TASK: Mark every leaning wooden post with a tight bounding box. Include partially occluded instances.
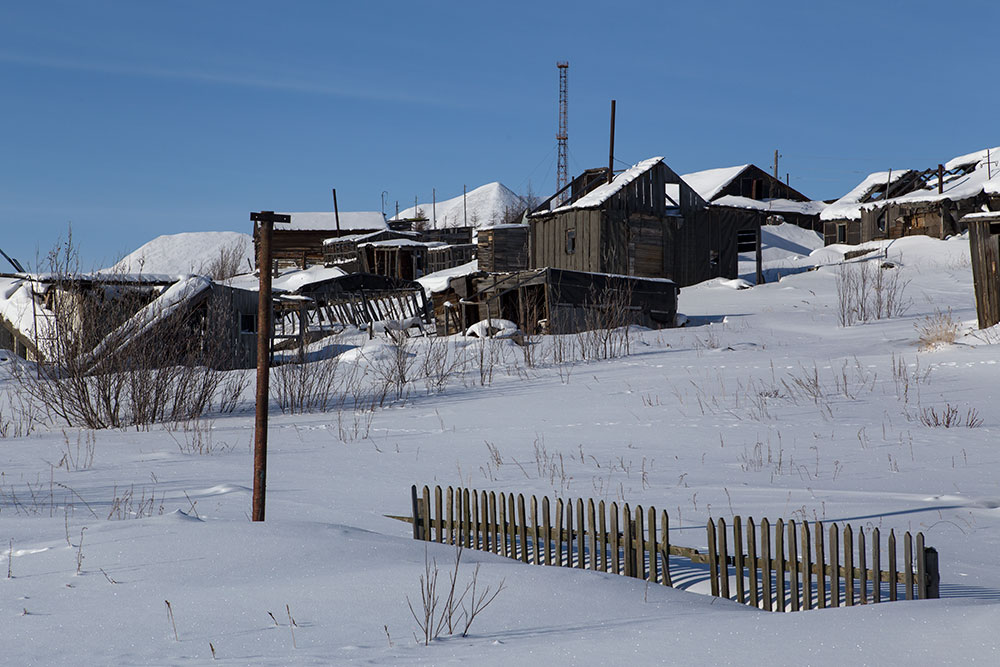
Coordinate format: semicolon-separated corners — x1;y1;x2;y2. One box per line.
707;518;720;597
250;210;290;521
923;544;940;599
410;485;421;540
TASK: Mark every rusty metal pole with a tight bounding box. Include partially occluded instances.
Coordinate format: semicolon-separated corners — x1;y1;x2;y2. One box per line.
608;99;616;184
250;210;290;522
332;188;341;235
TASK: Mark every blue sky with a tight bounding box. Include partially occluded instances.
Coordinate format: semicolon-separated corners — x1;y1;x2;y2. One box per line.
2;1;997;269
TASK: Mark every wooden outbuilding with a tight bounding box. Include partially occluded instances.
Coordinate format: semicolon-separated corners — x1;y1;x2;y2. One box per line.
477;224;530;272
254;211;388;270
965;212;1000;329
529;158;761;287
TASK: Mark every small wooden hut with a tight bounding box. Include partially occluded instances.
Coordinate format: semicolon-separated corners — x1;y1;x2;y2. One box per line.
965;212;1000;329
478;224;529;272
254;211;388;270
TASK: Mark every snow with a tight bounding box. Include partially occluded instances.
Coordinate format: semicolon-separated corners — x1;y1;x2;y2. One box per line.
714;195;828;216
416;259;479;295
820;170;913;221
358;239;445;249
223;265;348;294
391;182;525;229
681;164;750;201
108;231;254;276
281;211;387;232
2;224;1000;664
540;157;665;213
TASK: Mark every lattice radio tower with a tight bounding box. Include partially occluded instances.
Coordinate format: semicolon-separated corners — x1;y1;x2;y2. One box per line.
556;61;569;193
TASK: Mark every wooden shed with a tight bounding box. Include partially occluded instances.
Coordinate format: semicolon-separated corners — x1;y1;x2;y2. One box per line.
322;230;419;271
529;158;761;287
965;212;1000;329
254;211;388;270
477;224;529;272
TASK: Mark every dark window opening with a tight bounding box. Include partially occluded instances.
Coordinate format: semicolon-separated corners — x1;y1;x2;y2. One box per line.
566;229;576;254
240;312;256;334
837;224;847;243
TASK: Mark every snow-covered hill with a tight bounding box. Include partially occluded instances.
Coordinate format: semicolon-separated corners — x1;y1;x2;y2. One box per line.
107;231;254;276
391;182;526;228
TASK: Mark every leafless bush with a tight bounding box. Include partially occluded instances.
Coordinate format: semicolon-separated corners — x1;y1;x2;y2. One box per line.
167;418;234;455
576;282;634;361
272;356;342;414
919;403;983;428
369;330;417;400
11;234;247;429
419;336;468;394
198;238;249;281
836;259;911;326
916;308;960;349
57;429;96;470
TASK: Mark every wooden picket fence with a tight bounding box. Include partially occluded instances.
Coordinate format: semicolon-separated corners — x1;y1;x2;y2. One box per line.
397;485;940;611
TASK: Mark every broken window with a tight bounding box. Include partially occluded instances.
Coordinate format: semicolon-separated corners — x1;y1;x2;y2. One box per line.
566;229;576;254
240;312;256;334
837;224;847;243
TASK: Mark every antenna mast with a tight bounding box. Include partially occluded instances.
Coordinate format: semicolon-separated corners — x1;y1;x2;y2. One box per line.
556;61;569;194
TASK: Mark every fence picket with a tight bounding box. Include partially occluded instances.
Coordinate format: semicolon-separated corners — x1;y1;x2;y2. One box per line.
422;486;432;542
788;520;799;612
434;486;443;543
761;518;772;611
815;522;826;609
801;521;812;611
599;501;608;573
622;504;633;578
904;532;914;600
446;486;455;545
859;528;868;604
556;499;566;566
916;533;926;600
829;523;840;608
542;496;552;565
844;525;854;606
517;494;527;563
775;519;785;612
578;499;586;569
718;517;730;600
470;489;479;549
635;507;645;580
661;510;672;586
481;490;489;552
889;530;897;601
747;518;759;608
463;488;472;549
708;518;719;597
872;527;881;604
648;506;658;584
733;516;745;603
410;485;421;540
588;499;597;571
530;495;540;565
498;492;508;557
610;502;620;575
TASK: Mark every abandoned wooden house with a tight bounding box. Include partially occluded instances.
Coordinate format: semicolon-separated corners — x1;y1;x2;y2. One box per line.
0;272;259;370
356;238;477;282
477;224;530;272
821;148;1000;245
965;212;1000;330
682;164;827;232
528;157;762;287
421;226;475;246
254;211;388;270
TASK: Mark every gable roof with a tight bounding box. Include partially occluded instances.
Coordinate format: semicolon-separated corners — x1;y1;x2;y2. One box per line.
681;165;750;202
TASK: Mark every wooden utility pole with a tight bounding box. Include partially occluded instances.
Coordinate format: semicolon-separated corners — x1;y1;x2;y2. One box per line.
937;164;944;194
332;189;341;234
463;185;467;226
773;149;779;179
608;99;616;184
432;188;436;228
250;210;291;522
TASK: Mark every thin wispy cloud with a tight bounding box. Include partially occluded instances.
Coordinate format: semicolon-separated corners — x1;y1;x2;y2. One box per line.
0;52;465;108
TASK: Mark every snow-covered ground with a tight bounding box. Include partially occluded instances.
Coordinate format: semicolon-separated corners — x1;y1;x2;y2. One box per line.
2;224;999;664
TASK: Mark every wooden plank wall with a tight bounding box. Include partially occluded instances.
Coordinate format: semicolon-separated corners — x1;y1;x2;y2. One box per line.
405;485;940;612
968;219;1000;329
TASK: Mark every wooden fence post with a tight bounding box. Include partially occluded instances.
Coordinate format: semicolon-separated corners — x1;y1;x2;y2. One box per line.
889;530;897;601
588;499;598;571
872;527;881;604
648;506;658;584
422;486;432;542
661;510;672;586
447;486;455;545
480;490;489;552
904;532;914;600
761;518;772;611
434;486;443;543
610;503;620;575
815;521;826;609
775;519;785;612
844;525;854;606
600;501;609;573
578;499;587;570
923;546;940;599
801;521;812;611
708;518;719;597
634;507;645;580
410;485;421;540
747;517;759;608
554;499;564;567
542;496;552;565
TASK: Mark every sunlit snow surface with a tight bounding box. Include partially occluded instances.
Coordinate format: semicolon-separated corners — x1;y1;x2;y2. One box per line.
2;224;999;664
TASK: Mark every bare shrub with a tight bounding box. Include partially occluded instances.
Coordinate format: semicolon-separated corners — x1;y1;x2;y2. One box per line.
419;336;468;394
272;356;341;414
198;238;249;281
916;308;960;349
576;282;634;361
919;404;983;428
836;259;911;326
369;330;417;400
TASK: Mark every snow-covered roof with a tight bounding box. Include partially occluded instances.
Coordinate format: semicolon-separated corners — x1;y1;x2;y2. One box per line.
279;212;388;232
415;260;479;296
358;239;445;249
820;170;913;221
822;147;1000;221
537;157;665;215
322;230;418;246
714;195;828;216
681;165;749;202
223;265;348;293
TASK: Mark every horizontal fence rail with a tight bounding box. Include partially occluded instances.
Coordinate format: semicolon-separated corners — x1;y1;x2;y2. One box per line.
394;485;939;612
